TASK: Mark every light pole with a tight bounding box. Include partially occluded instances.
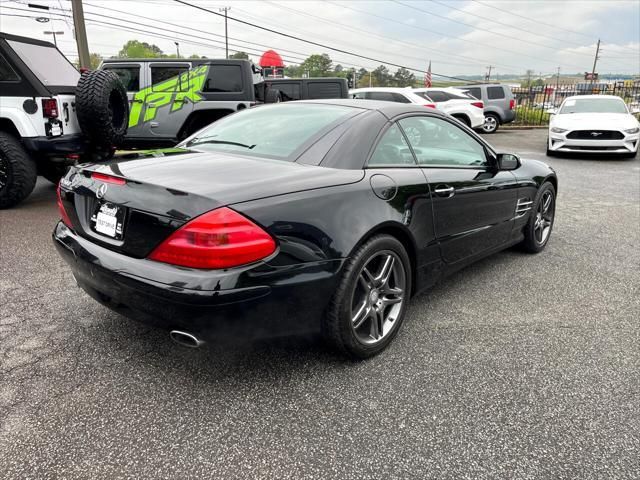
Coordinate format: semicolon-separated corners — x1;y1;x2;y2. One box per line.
175;41;180;58
43;30;64;47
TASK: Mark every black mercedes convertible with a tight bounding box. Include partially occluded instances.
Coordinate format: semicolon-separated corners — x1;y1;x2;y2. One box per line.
54;100;557;358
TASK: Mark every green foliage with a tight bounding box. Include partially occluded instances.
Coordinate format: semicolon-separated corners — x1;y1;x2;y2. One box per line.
372;65;392;86
117;40;164;58
230;51;249;60
393;67;415;87
299;54;333;77
89;53;102;70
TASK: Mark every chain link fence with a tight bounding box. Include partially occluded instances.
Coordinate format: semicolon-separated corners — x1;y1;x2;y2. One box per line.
511;81;640;126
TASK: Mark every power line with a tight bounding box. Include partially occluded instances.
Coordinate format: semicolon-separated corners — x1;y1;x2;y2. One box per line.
389;0;589;70
171;0;485;83
260;0;519;71
471;0;640;55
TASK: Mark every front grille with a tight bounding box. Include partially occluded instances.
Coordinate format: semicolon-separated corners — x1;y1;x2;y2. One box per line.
569;146;622;151
567;130;624;140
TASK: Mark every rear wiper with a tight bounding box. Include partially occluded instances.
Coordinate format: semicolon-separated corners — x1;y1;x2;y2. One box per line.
187;139;256;149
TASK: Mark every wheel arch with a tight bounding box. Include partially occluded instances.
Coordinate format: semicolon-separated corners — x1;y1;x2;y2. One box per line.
544;174;558;193
0;118;21;138
348;221;419;297
451;113;471;126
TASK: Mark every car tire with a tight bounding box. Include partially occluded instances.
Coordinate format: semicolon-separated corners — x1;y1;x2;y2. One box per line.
76;70;129;148
0;131;37;209
323;235;412;359
520;182;556;253
265;88;282;103
482;113;500;134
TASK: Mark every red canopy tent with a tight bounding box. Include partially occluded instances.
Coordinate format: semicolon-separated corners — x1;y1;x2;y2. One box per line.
260;50;285;78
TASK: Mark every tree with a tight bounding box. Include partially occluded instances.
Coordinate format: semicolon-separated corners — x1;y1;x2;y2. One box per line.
372;65;392;87
89;53;102;70
356;68;369;87
392;67;415;87
117;40;164;58
300;54;333;77
230;51;249;60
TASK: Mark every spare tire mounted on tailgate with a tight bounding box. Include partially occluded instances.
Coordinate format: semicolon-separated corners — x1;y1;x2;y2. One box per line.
76;70;129;148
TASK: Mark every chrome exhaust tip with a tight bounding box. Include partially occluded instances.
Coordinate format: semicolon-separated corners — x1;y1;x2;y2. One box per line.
170;330;205;348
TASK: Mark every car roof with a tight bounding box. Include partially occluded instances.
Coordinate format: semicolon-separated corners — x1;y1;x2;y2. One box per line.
293;99;448;119
349;87;415;93
563;94;623;101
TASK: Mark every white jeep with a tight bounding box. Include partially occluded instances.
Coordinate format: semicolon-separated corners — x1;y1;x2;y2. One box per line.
0;33;128;208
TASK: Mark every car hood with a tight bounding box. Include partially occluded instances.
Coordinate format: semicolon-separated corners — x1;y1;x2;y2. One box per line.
550;113;639;131
91;149;365;206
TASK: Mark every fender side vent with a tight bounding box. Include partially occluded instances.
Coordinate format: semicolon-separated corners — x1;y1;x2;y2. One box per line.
515;198;533;218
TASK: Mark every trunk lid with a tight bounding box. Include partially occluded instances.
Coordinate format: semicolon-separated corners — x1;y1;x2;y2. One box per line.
60;149;363;257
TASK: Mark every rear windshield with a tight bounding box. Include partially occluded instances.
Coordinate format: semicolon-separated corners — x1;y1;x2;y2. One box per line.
182;103;356;160
559;97;628;114
7;40;79;87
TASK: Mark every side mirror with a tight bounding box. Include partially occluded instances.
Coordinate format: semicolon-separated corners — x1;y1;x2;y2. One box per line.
497;153;520;170
546;108;557;115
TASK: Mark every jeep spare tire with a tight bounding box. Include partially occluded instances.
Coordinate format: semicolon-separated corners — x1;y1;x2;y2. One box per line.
76;70;129;148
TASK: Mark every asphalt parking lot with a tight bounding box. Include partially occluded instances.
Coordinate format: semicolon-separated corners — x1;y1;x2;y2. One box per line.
1;128;638;479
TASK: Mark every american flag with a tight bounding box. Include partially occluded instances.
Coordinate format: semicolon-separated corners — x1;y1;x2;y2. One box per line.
424;61;432;88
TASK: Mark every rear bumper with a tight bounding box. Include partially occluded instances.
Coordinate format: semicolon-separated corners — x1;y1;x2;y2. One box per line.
22;134;88;156
52;222;344;340
502;109;516;124
548;132;639;153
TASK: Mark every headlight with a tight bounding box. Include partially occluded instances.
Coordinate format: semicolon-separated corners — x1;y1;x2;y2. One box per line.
550;127;567;134
624;127;639;134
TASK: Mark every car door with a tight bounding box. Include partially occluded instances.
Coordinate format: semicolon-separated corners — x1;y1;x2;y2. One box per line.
366;122;440;288
101;62;145;138
143;63;193;139
397;115;518;265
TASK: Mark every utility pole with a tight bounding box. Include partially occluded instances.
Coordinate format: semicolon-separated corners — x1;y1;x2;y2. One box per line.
71;0;90;69
369;71;372;87
220;7;230;59
590;39;601;84
175;41;180;58
485;65;493;82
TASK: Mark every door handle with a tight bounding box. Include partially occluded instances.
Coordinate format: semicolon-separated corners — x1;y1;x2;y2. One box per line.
150;122;159;128
434;185;455;198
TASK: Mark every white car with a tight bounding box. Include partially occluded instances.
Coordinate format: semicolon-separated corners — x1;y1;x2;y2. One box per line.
413;87;485;129
349;87;436;108
547;95;640;158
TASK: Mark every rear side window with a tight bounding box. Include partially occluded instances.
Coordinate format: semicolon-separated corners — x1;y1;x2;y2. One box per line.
271;83;301;101
151;66;189;90
425;91;448;102
466;87;482;100
487;86;505;99
203;65;243;92
7;40;79;86
308;82;342;99
367;91;402;103
0;53;19;81
103;66;140;91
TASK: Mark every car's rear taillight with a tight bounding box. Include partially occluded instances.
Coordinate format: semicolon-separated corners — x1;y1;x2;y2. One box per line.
471;101;484;109
509;99;515;110
42;99;59;118
92;172;126;185
148;207;276;269
423;103;437;109
57;182;72;228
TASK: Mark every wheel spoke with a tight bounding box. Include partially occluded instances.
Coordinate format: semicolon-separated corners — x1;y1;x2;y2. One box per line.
542;193;552;213
376;255;394;287
352;301;370;329
370;308;384;340
361;267;375;288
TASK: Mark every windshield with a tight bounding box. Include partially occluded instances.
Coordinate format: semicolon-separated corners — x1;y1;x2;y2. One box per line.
559;97;628;114
182;103;356;160
414;92;433;101
7;40;79;87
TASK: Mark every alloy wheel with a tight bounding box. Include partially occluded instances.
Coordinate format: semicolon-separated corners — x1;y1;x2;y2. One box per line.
534;190;554;245
482;115;497;133
350;251;406;345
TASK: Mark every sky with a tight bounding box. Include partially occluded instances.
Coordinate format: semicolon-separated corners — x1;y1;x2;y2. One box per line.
1;0;639;80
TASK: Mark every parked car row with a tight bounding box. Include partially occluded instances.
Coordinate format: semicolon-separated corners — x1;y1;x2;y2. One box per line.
349;83;517;133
